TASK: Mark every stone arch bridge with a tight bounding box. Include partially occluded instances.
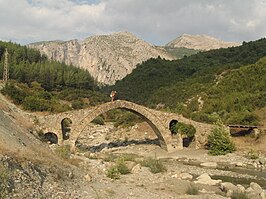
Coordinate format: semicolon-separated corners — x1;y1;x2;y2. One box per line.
35;100;212;152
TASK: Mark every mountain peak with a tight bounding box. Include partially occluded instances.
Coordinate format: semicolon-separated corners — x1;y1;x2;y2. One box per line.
28;31;173;85
166;34;240;50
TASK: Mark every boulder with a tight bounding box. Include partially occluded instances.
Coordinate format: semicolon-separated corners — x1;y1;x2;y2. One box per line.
180;173;193;180
131;164;141;174
236;184;246;192
200;162;218;168
194;173;221;186
261;190;266;199
250;182;263;194
220;182;238;193
84;174;92;182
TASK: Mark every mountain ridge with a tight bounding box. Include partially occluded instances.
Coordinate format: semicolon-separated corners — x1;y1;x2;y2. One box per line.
28;31;174;85
166;34;240;50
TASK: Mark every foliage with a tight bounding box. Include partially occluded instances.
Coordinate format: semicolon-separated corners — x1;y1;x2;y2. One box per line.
245;149;259;160
0;164;10;198
55;145;71;159
140;157;166;174
71;99;85;110
115;158;130;175
106;166;120;180
106;158;130;179
231;191;249;199
92;116;105;125
173;122;196;138
186;184;199;195
113;111;142;128
109;39;266;125
207;120;236;155
0;40;109;113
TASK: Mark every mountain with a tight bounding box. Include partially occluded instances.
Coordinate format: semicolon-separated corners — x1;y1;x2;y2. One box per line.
166;34;240;50
28;32;174;85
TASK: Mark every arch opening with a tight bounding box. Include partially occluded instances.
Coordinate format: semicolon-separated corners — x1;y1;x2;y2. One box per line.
44;132;58;144
169;120;178;135
61;118;72;140
75;108;162;152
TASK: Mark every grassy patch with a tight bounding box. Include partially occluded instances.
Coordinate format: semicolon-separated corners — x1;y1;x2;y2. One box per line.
106;157;131;179
140;157;166;174
55;145;71;159
106;166;120;180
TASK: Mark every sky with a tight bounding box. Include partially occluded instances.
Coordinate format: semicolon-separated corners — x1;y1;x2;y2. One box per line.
0;0;266;45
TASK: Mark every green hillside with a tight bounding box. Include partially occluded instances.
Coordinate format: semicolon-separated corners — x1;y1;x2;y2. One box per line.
0;41;108;112
110;39;266;125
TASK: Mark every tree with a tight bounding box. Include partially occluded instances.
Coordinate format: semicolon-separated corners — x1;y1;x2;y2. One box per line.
207;120;235;155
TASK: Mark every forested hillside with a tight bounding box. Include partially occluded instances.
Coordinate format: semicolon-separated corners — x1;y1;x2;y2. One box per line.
0;41;108;112
110;39;266;125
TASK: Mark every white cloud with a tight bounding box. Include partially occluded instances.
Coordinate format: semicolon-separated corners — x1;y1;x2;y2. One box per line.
0;0;265;45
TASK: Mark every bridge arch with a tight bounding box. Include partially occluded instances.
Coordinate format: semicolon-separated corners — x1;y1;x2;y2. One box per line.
69;100;175;151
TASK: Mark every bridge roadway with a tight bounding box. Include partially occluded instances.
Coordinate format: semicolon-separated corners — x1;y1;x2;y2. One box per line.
35;100;212;152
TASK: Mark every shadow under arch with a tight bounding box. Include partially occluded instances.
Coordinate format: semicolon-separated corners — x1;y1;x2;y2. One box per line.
61;118;72;140
169;119;178;135
44;132;58;144
71;101;170;150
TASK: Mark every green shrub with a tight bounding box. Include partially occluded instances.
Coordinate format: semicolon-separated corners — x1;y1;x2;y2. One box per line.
207;120;236;155
92;116;105;125
106;166;120;180
106;157;130;179
114;111;142;128
245;149;259;160
231;191;249;199
171;122;196;138
71;99;85;110
55;145;71;159
22;96;50;111
186;184;199;195
115;158;130;175
140;157;166;174
177;122;196;138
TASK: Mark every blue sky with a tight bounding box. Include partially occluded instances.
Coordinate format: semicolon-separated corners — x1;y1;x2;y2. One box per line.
0;0;266;45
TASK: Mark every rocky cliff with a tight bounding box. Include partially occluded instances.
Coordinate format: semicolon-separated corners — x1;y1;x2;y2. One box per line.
166;34;240;50
28;32;173;85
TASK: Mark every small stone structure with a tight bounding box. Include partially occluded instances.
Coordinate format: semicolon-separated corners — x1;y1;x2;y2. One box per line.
35;100;212;152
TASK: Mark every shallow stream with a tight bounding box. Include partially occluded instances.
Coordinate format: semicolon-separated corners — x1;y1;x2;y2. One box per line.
181;159;266;189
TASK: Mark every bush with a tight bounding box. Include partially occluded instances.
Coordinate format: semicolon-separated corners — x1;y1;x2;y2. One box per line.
245;149;259;160
92;116;105;125
177;122;196;138
140;157;166;174
115;158;130;175
22;96;50;111
186;184;199;195
71;99;85;110
207;120;236;155
106;157;130;179
106;166;120;180
114;111;142;128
